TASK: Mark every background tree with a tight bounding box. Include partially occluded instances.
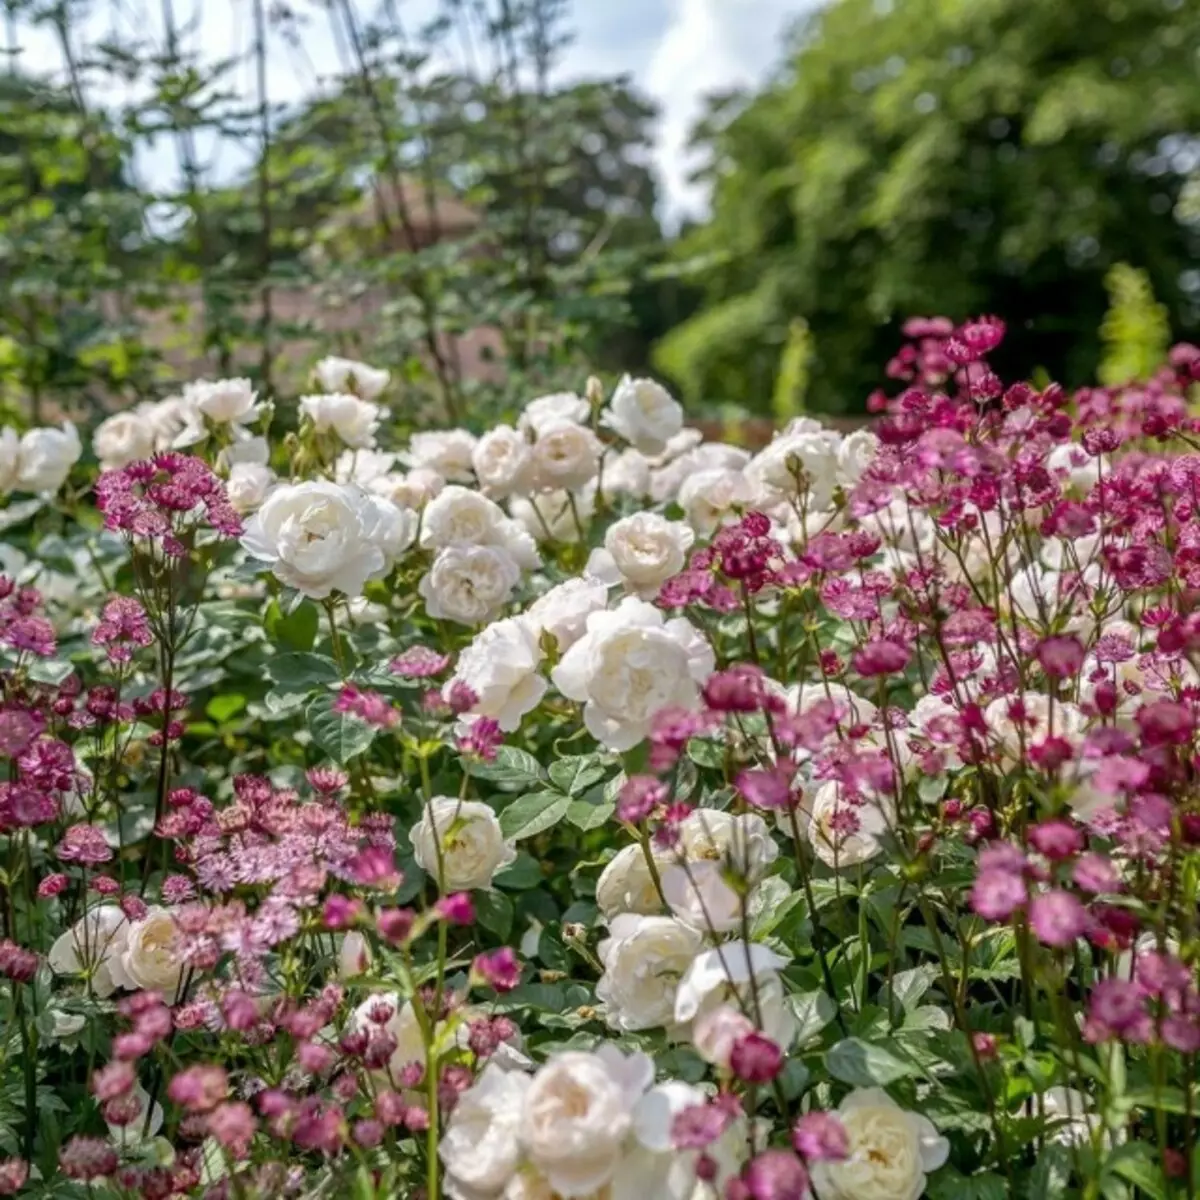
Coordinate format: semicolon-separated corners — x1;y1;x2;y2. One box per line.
656;0;1200;415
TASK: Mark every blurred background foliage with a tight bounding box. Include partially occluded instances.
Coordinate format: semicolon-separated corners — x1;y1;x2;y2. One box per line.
0;0;1197;433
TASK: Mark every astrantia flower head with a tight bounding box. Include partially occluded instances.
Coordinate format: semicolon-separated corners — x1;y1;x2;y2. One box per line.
390;645;452;678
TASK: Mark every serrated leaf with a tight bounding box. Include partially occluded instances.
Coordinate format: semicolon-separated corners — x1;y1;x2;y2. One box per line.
473;889;514;941
499;791;570;840
306;696;376;763
549;754;608;796
468;746;546;789
266;651;341;690
826;1037;916;1086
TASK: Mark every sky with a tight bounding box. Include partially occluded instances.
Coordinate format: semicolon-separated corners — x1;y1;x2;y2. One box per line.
13;0;811;225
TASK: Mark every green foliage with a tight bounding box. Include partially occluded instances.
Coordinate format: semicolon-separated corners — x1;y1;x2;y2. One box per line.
1099;263;1170;386
663;0;1200;414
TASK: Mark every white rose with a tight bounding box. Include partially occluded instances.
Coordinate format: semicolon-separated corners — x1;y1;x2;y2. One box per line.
405;430;478;482
409;797;516;891
418;544;521;626
48;906;128;999
787;682;878;732
691;1003;755;1069
381;467;444;510
1038;1087;1107;1148
186;377;259;427
448;618;547;731
423;486;511;550
984;693;1086;763
0;426;19;492
314;355;390;401
15;423;81;494
441;1064;531;1200
347;596;390;625
522;1045;653;1196
473;425;536;499
677;468;752;535
650;440;749;505
551;597;714;751
219;434;270;470
1047;443;1102;492
143;394;197;451
532;421;602;492
520;391;590;435
300;392;380;450
674;941;796;1048
116;906;185;999
810;1088;949;1200
596;914;704;1032
348;992;426;1081
524;577;609;653
678;809;780;880
226;463;276;514
807;784;894;870
602;376;683;456
587;512;694;598
510;489;594;544
596;843;669;919
335;448;396;487
751;427;843;506
338;931;371;980
598;448;651;501
93;410;157;471
107;1084;164;1149
837;428;879;486
369;495;418;569
240;481;388;599
661;860;744;934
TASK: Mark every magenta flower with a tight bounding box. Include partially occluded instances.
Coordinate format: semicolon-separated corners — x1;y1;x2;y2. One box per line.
853;638;910;677
971;870;1026;921
472;947;522;992
436;892;475;925
730;1032;783;1083
742;1149;810;1200
1029;890;1088;948
792;1111;849;1162
390;645;452;678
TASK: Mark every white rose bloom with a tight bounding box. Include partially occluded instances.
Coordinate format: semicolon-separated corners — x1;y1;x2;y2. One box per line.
1047;443;1102;492
405;429;478;482
596;843;669;919
907;693;964;771
347;596;389;625
649;440;749;505
335;448;396;488
418;544;521;626
984;694;1087;763
587;513;694;599
15;422;81;494
368;495;418;569
511;489;594;545
474;425;536;499
449;618;547;732
143;394;197;451
602;376;683;456
691;1003;755;1069
314;355;390;401
532;421;602;492
520;391;590;435
661;859;744;934
596;914;704;1032
338;931;372;980
1039;1087;1107;1148
423;486;512;551
810;1088;949;1200
551;597;714;751
410;797;516;891
524;577;610;653
186;377;259;427
241;481;389;599
807;783;894;870
787;682;878;732
348;992;426;1080
48;906;129;999
116;906;185;1000
300;392;381;450
678;809;779;880
107;1084;164;1149
598;448;651;501
751;427;843;507
674;941;796;1048
381;467;445;510
226;463;276;515
0;426;20;492
441;1064;531;1200
93;410;157;471
522;1045;653;1197
219;434;270;470
837;428;879;486
677;468;753;535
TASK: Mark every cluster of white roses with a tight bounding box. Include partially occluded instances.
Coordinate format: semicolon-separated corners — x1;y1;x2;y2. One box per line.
0;421;81;497
440;1044;748;1200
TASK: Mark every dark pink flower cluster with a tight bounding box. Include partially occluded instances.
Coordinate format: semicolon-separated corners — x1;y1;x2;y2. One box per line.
0;576;55;658
333;684;399;728
92;595;154;664
95;453;242;553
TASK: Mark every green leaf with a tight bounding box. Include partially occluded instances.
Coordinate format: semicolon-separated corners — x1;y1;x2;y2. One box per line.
266;598;320;651
1029;1144;1074;1199
826;1037;917;1087
549;754;608;796
686;736;725;769
789;989;838;1045
205;693;246;723
468;746;546;789
474;889;514;941
26;657;75;685
565;786;616;831
500;791;571;840
1104;1144;1168;1200
750;877;804;938
266;652;341;690
879;965;939;1013
928;1170;1008;1200
306;696;376;764
494;852;544;890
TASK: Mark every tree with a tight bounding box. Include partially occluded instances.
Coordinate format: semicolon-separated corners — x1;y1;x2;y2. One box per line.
656;0;1200;415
